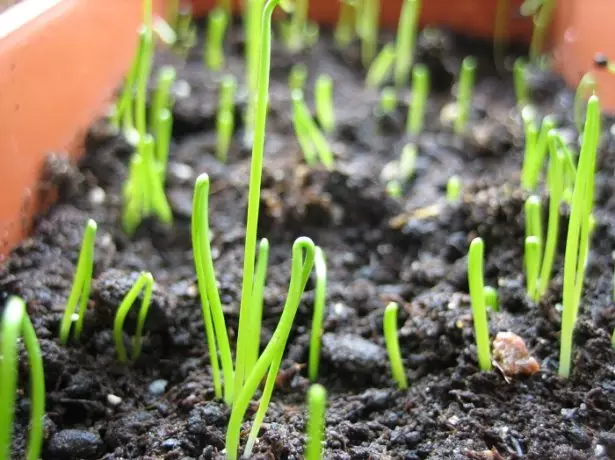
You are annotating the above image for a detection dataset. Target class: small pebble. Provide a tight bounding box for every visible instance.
[88,187,106,205]
[321,333,386,374]
[168,162,194,182]
[492,331,540,378]
[48,429,103,459]
[107,394,122,406]
[148,379,168,396]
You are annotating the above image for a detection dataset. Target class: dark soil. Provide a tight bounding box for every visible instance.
[2,19,615,460]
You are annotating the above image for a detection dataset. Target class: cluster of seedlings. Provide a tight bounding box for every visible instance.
[1,0,613,458]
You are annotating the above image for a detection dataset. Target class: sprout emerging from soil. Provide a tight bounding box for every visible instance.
[309,247,327,382]
[446,175,461,202]
[484,285,499,312]
[304,384,328,460]
[289,62,308,92]
[0,297,45,460]
[524,195,543,264]
[334,0,357,48]
[522,114,556,190]
[315,74,336,134]
[59,219,97,344]
[383,302,408,389]
[513,57,529,109]
[574,72,598,132]
[453,56,477,135]
[216,75,237,162]
[365,43,396,88]
[406,63,430,137]
[292,90,335,169]
[150,66,176,138]
[394,0,422,88]
[559,95,600,378]
[379,86,398,114]
[204,8,229,71]
[468,237,492,371]
[113,272,154,363]
[528,0,556,65]
[174,6,197,57]
[358,0,381,67]
[382,143,417,198]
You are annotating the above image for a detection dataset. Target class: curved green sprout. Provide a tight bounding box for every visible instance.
[309,247,327,381]
[447,175,461,202]
[315,75,336,134]
[394,0,422,88]
[205,8,229,71]
[468,237,492,371]
[113,272,154,363]
[365,43,396,88]
[287,0,308,51]
[383,302,408,389]
[305,384,327,460]
[0,297,45,460]
[407,64,430,136]
[454,56,477,135]
[59,219,97,344]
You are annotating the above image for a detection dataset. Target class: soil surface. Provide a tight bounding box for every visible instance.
[3,19,615,460]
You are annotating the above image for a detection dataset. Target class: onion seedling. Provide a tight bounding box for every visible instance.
[135,26,154,140]
[286,0,308,51]
[394,0,422,88]
[522,115,556,190]
[484,286,499,312]
[529,0,556,65]
[335,0,357,48]
[574,72,597,132]
[175,6,197,57]
[289,62,308,92]
[0,297,45,460]
[59,219,97,344]
[447,175,461,202]
[315,75,336,134]
[150,66,176,136]
[292,90,335,169]
[358,0,381,67]
[305,384,327,460]
[365,43,396,89]
[205,8,229,71]
[216,75,237,163]
[245,238,270,377]
[454,57,477,135]
[468,237,492,371]
[513,57,529,109]
[525,236,541,299]
[524,195,543,256]
[407,63,429,136]
[384,143,418,195]
[155,108,173,182]
[380,87,398,114]
[383,302,408,389]
[309,247,327,381]
[113,272,154,363]
[559,95,600,378]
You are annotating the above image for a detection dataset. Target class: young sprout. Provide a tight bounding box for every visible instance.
[513,57,529,108]
[216,75,237,162]
[574,72,597,132]
[529,0,556,64]
[175,6,197,57]
[358,0,381,67]
[365,43,396,89]
[468,237,492,371]
[525,236,540,298]
[394,0,422,88]
[245,238,270,377]
[407,63,430,136]
[155,108,173,182]
[309,247,327,381]
[150,66,176,136]
[379,87,398,114]
[304,384,327,460]
[205,8,229,71]
[520,111,538,189]
[484,286,499,312]
[454,56,477,135]
[524,195,543,254]
[135,26,154,139]
[289,63,309,92]
[334,0,357,48]
[113,272,154,363]
[314,75,336,134]
[447,175,462,202]
[59,219,97,344]
[292,90,335,169]
[141,134,173,225]
[0,297,45,460]
[522,115,556,190]
[559,95,600,378]
[383,302,408,389]
[287,0,308,51]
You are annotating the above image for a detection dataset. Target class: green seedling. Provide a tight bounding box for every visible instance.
[289,63,309,92]
[245,238,270,377]
[205,8,228,71]
[315,75,336,134]
[522,115,556,190]
[286,0,309,51]
[358,0,381,67]
[113,272,154,363]
[175,7,197,57]
[305,384,327,460]
[365,43,396,88]
[407,63,429,136]
[0,297,45,460]
[292,90,335,169]
[524,195,543,255]
[335,0,357,48]
[513,57,529,108]
[135,26,154,139]
[525,236,540,299]
[59,219,97,344]
[520,110,538,189]
[559,95,600,378]
[150,66,176,136]
[394,0,422,88]
[155,108,173,182]
[216,75,237,162]
[484,286,499,312]
[447,175,461,202]
[383,302,408,389]
[529,0,556,65]
[574,72,597,132]
[468,237,492,371]
[379,87,398,114]
[309,247,327,381]
[454,56,477,135]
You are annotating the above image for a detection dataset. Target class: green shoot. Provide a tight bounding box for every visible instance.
[484,285,499,312]
[394,0,422,88]
[135,26,154,139]
[513,57,529,108]
[59,219,97,344]
[454,57,477,135]
[205,8,229,71]
[309,247,327,381]
[150,66,176,137]
[524,195,543,255]
[468,237,492,371]
[521,112,538,189]
[216,75,237,162]
[529,0,556,65]
[493,0,510,70]
[113,272,154,363]
[292,90,335,169]
[245,238,270,378]
[559,95,601,378]
[358,0,381,67]
[383,302,408,389]
[525,235,540,299]
[380,87,398,114]
[175,6,197,57]
[399,143,417,183]
[574,72,597,132]
[289,63,309,92]
[0,297,45,460]
[142,135,173,224]
[365,43,396,89]
[305,384,327,460]
[192,174,234,404]
[522,115,556,190]
[407,63,429,136]
[155,108,173,183]
[314,75,336,134]
[447,175,461,202]
[287,0,308,51]
[335,0,357,48]
[232,237,316,460]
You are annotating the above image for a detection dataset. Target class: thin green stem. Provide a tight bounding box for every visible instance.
[150,66,176,137]
[135,26,153,139]
[315,75,336,134]
[383,302,408,389]
[525,236,540,299]
[288,0,308,51]
[454,57,477,135]
[574,72,597,132]
[308,247,327,381]
[365,43,396,89]
[292,90,334,169]
[334,0,356,48]
[394,0,422,88]
[407,64,429,136]
[305,384,327,460]
[468,237,492,371]
[155,108,173,182]
[359,0,380,68]
[513,57,529,108]
[205,8,229,71]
